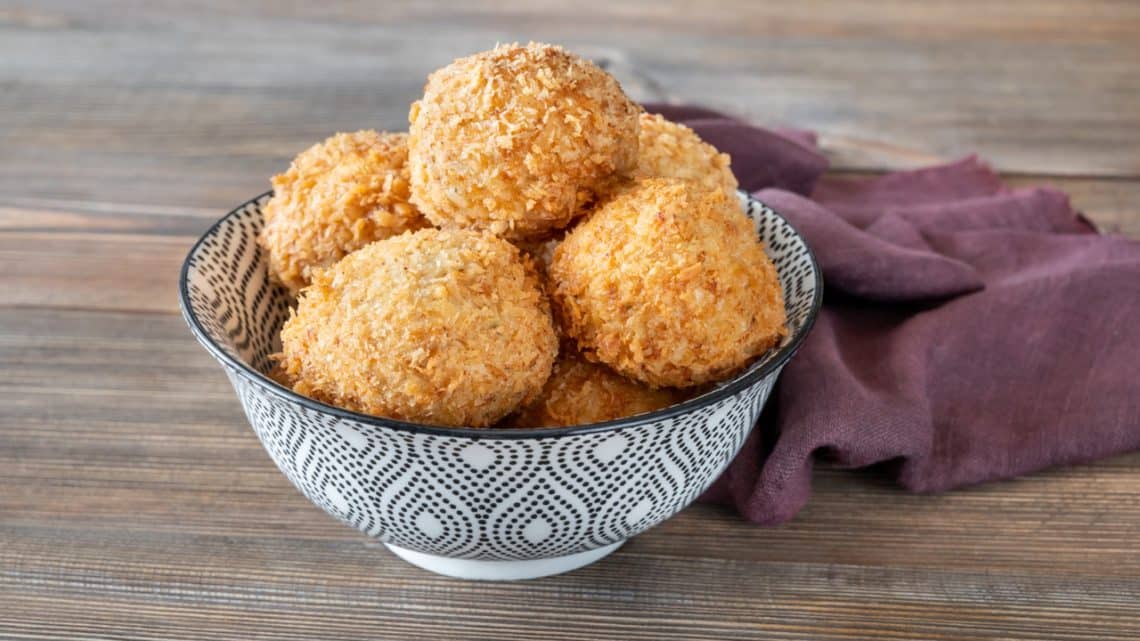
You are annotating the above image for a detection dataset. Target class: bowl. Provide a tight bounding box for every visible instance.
[179,191,821,580]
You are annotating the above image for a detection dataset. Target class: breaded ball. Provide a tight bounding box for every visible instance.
[278,228,558,427]
[407,42,640,240]
[506,349,688,428]
[550,178,786,388]
[631,113,739,199]
[258,130,426,293]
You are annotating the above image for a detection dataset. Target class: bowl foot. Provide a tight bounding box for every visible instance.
[384,541,625,581]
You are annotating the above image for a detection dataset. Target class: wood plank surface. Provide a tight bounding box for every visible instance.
[4,308,1140,640]
[4,175,1137,314]
[1,1,1139,639]
[3,0,1140,211]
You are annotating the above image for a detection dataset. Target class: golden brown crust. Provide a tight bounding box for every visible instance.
[630,113,738,199]
[504,348,688,428]
[266,360,295,388]
[512,236,562,277]
[549,178,787,388]
[407,42,640,240]
[258,130,427,293]
[278,228,558,427]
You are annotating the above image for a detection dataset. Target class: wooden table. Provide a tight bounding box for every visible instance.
[3,2,1139,638]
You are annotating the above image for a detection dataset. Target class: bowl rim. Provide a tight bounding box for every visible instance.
[179,190,823,440]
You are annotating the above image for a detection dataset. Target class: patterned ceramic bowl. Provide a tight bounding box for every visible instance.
[179,191,821,580]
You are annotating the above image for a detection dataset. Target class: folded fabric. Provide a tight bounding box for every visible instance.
[645,104,1140,525]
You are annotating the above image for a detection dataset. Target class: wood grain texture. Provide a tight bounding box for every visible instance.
[2,0,1140,210]
[3,174,1138,314]
[2,1,1139,639]
[3,308,1140,640]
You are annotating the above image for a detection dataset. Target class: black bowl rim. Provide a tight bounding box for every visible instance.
[179,190,823,440]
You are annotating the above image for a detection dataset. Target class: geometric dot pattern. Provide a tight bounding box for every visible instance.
[181,191,820,560]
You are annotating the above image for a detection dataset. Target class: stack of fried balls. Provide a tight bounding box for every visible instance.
[261,42,787,428]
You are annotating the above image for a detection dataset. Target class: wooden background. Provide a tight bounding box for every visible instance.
[2,1,1139,638]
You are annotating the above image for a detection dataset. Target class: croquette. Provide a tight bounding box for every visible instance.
[258,130,426,293]
[259,42,790,427]
[505,349,688,428]
[549,178,786,388]
[277,228,559,427]
[631,113,739,199]
[407,42,640,240]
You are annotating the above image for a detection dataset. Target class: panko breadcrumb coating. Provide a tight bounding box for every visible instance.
[505,349,688,428]
[550,178,786,388]
[513,237,561,277]
[631,113,739,199]
[278,228,558,427]
[258,130,426,293]
[267,361,295,389]
[408,42,640,240]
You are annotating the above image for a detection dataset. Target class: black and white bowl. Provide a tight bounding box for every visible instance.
[179,191,821,580]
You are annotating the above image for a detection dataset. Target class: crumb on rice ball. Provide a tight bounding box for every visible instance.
[278,228,559,427]
[549,177,786,388]
[512,236,562,278]
[505,349,688,428]
[407,42,640,240]
[631,113,738,199]
[258,130,426,293]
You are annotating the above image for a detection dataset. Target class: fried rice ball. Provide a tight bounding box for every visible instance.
[549,178,787,388]
[408,42,640,240]
[258,130,426,293]
[505,349,688,428]
[631,113,739,199]
[278,228,559,427]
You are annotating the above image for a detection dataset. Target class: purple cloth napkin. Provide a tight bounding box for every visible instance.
[645,104,1140,525]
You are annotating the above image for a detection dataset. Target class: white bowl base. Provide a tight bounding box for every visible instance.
[385,541,625,581]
